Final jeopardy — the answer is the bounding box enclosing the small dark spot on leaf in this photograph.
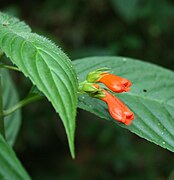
[143,89,147,92]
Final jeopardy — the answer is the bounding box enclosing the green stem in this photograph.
[0,64,20,72]
[0,77,5,137]
[3,94,43,117]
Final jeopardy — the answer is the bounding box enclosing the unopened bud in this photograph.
[87,68,109,83]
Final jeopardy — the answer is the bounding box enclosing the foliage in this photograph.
[74,56,174,152]
[3,69,21,146]
[0,12,78,158]
[0,0,174,178]
[0,134,30,179]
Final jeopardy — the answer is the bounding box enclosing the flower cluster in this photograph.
[79,68,134,125]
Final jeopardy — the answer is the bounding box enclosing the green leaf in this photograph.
[73,56,174,153]
[0,12,78,158]
[2,69,21,146]
[0,133,30,179]
[0,12,31,33]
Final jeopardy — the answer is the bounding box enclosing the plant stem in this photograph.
[0,64,20,72]
[0,77,5,137]
[3,94,43,117]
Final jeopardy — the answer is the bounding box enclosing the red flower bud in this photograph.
[98,74,132,93]
[101,90,134,125]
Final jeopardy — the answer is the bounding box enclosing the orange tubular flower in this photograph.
[101,89,134,125]
[98,73,132,93]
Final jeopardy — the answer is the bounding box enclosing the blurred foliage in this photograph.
[1,0,174,179]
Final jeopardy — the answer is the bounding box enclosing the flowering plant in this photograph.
[0,12,174,179]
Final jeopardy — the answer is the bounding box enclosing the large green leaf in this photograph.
[2,69,21,146]
[0,12,78,158]
[0,133,30,179]
[73,56,174,153]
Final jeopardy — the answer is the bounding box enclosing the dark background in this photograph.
[1,0,174,179]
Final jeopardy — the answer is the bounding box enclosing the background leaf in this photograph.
[0,133,30,179]
[73,56,174,153]
[2,69,21,146]
[110,0,140,22]
[0,12,78,158]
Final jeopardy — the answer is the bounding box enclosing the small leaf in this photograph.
[0,133,30,179]
[0,12,78,158]
[73,56,174,153]
[2,69,21,146]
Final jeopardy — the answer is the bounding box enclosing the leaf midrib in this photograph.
[0,23,75,141]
